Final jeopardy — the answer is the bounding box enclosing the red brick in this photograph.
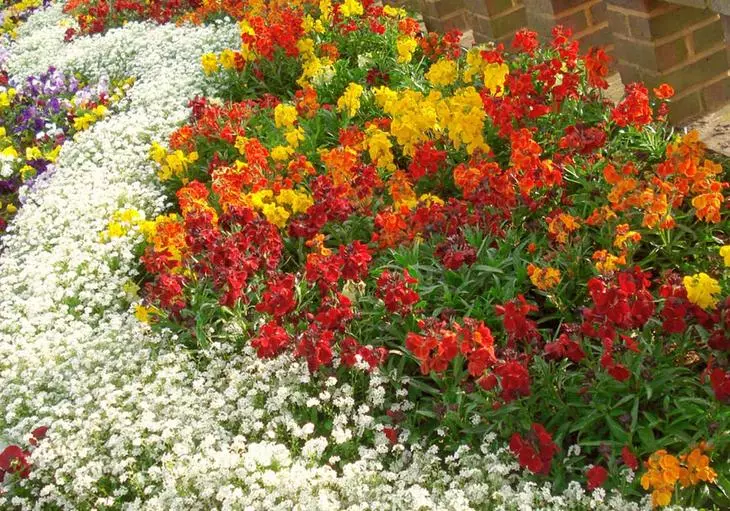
[484,0,515,14]
[579,24,614,50]
[590,1,609,24]
[668,91,703,123]
[692,18,725,54]
[661,46,728,90]
[614,34,688,72]
[524,0,592,15]
[669,0,710,9]
[607,7,631,37]
[604,0,665,11]
[701,76,730,111]
[432,0,468,18]
[628,7,711,41]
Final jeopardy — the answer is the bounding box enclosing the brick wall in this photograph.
[464,0,527,44]
[606,0,730,123]
[415,0,472,32]
[523,0,613,51]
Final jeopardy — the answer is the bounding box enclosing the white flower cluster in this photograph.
[0,5,690,510]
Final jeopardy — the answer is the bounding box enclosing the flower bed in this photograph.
[0,0,728,510]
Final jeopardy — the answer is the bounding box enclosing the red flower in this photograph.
[495,295,541,347]
[0,445,31,481]
[494,360,531,402]
[251,322,290,358]
[295,327,334,373]
[376,269,420,315]
[509,423,558,475]
[544,333,585,363]
[28,426,49,447]
[383,427,398,444]
[512,29,539,55]
[256,273,297,318]
[621,446,639,471]
[584,47,612,89]
[587,465,608,490]
[435,233,477,270]
[710,368,730,403]
[611,83,652,129]
[405,319,458,375]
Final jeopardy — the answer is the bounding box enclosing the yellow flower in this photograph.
[418,193,444,206]
[219,49,237,70]
[285,127,305,148]
[719,245,730,267]
[201,53,218,75]
[383,5,406,17]
[234,135,249,155]
[20,165,35,180]
[683,273,721,310]
[425,59,458,87]
[0,146,18,158]
[25,146,42,160]
[339,0,363,17]
[73,113,95,131]
[261,203,290,228]
[149,142,167,163]
[274,103,298,129]
[365,126,395,170]
[271,145,294,161]
[396,35,418,64]
[337,82,364,117]
[6,203,17,214]
[319,0,333,22]
[483,62,510,96]
[134,304,154,323]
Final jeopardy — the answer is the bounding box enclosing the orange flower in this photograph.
[527,263,561,291]
[547,213,580,244]
[653,84,675,100]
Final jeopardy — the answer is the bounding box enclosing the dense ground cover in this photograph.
[0,0,728,509]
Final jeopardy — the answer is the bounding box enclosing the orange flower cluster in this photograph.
[641,446,717,507]
[604,132,727,228]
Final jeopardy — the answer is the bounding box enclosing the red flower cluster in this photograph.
[611,83,652,129]
[0,426,47,484]
[376,270,420,315]
[509,423,559,475]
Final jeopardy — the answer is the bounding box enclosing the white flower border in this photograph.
[0,4,680,510]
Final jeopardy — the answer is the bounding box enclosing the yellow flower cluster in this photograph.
[375,87,439,156]
[339,0,363,17]
[425,59,458,87]
[0,88,17,109]
[0,0,42,38]
[365,125,395,171]
[719,245,730,266]
[72,104,109,131]
[382,5,407,18]
[274,103,298,129]
[101,208,143,241]
[396,35,418,64]
[483,62,510,96]
[337,83,364,118]
[437,87,490,155]
[249,188,313,228]
[683,272,721,310]
[527,263,561,291]
[201,47,252,75]
[641,447,717,508]
[150,142,199,182]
